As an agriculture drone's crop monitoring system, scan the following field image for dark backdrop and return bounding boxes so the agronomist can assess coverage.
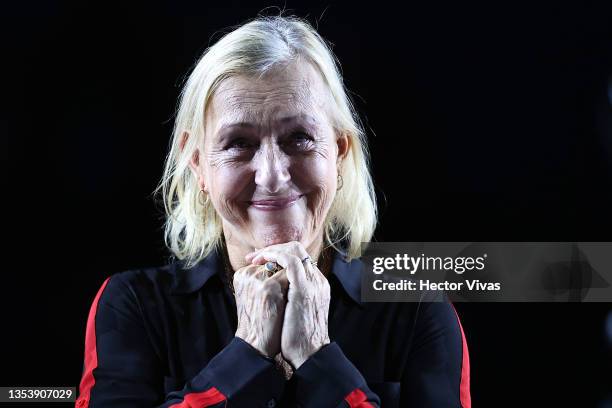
[1,1,612,407]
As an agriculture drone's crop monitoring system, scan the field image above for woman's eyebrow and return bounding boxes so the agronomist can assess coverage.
[277,114,319,127]
[216,114,319,138]
[215,122,256,144]
[218,122,256,133]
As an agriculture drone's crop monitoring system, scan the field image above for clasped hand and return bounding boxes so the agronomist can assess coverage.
[233,241,331,370]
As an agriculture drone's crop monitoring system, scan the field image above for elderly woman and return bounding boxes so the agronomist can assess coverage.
[76,15,470,408]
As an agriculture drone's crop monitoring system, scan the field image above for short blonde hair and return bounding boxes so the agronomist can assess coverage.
[154,15,377,268]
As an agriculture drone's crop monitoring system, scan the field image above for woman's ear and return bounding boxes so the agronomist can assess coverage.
[336,131,351,165]
[179,130,190,152]
[182,131,207,192]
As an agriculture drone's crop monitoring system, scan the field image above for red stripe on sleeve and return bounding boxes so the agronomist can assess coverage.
[344,388,375,408]
[450,304,472,408]
[75,277,111,408]
[168,387,226,407]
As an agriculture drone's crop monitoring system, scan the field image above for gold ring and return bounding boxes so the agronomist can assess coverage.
[264,261,281,276]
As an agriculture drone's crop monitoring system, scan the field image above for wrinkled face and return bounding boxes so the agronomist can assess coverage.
[192,60,349,251]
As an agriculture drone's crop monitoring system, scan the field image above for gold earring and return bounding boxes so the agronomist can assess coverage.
[198,189,208,205]
[337,174,343,191]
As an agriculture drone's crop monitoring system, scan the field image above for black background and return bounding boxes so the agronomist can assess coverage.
[1,1,612,407]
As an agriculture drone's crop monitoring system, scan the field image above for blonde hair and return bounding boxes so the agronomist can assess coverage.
[154,14,377,268]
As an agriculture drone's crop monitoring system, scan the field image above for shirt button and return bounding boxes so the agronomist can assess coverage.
[266,398,276,408]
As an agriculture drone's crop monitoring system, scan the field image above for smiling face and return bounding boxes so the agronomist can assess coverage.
[191,60,349,254]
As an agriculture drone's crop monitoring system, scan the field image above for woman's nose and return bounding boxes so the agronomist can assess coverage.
[253,142,291,193]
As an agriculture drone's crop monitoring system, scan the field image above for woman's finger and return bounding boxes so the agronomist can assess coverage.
[251,249,308,289]
[268,269,289,293]
[245,241,309,263]
[242,264,267,280]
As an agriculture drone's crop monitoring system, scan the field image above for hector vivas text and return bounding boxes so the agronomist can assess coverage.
[371,253,501,292]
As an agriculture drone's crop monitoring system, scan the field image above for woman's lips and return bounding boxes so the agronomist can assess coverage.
[249,194,303,211]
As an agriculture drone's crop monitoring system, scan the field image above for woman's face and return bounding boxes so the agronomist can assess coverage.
[191,60,349,252]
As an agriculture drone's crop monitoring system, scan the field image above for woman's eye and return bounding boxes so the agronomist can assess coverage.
[226,138,253,150]
[287,132,314,149]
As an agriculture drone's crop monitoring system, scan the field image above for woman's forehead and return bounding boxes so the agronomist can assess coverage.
[206,62,332,132]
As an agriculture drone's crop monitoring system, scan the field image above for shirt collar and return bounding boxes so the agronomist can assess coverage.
[169,245,365,307]
[169,249,221,295]
[329,247,365,308]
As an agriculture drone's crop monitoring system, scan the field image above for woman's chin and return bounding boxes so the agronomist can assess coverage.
[254,223,304,247]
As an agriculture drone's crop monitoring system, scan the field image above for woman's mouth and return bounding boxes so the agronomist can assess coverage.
[249,194,303,211]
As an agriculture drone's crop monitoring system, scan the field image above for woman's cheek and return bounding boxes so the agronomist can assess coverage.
[303,182,331,237]
[301,168,336,230]
[209,168,250,222]
[217,194,241,222]
[298,152,333,183]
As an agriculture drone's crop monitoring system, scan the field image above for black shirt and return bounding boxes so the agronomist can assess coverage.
[75,246,471,407]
